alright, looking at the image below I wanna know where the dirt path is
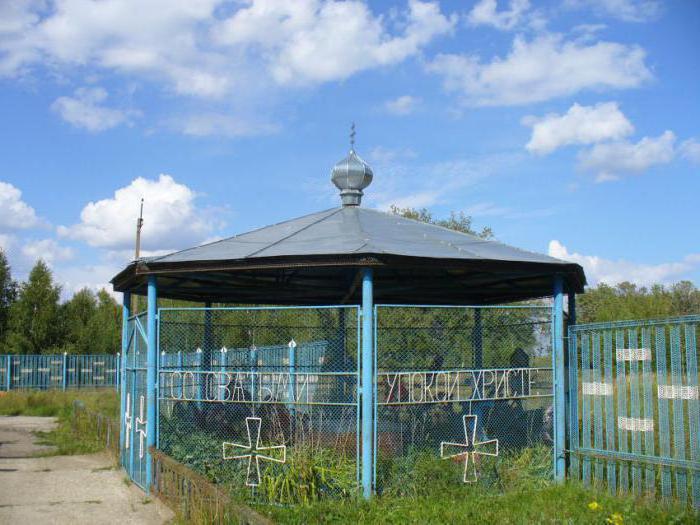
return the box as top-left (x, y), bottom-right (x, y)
top-left (0, 416), bottom-right (174, 525)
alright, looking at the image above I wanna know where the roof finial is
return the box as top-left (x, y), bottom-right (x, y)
top-left (350, 122), bottom-right (356, 151)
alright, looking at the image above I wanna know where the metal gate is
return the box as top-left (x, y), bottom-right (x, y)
top-left (121, 312), bottom-right (149, 488)
top-left (568, 315), bottom-right (700, 508)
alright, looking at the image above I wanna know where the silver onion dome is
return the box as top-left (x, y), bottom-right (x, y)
top-left (331, 125), bottom-right (373, 206)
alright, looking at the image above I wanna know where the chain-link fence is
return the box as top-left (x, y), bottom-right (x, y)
top-left (374, 305), bottom-right (554, 494)
top-left (141, 304), bottom-right (555, 503)
top-left (156, 306), bottom-right (360, 505)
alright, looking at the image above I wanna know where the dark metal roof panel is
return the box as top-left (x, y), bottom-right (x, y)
top-left (148, 206), bottom-right (570, 266)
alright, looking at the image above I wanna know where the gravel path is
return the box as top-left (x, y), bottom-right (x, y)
top-left (0, 415), bottom-right (174, 525)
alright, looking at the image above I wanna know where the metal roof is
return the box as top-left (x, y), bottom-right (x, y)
top-left (111, 206), bottom-right (585, 304)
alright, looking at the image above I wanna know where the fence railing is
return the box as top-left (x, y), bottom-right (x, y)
top-left (568, 315), bottom-right (700, 508)
top-left (72, 400), bottom-right (121, 457)
top-left (150, 447), bottom-right (272, 525)
top-left (0, 354), bottom-right (120, 391)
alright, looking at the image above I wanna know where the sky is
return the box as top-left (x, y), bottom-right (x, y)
top-left (0, 0), bottom-right (698, 300)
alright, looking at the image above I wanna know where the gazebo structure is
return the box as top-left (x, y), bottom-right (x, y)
top-left (113, 140), bottom-right (585, 500)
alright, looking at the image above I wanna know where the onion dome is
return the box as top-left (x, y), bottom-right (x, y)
top-left (330, 124), bottom-right (373, 206)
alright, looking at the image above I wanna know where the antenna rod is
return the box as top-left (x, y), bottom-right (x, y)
top-left (135, 198), bottom-right (144, 260)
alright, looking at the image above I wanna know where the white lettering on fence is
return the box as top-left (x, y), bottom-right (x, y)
top-left (616, 348), bottom-right (651, 361)
top-left (657, 385), bottom-right (699, 400)
top-left (618, 417), bottom-right (654, 432)
top-left (582, 382), bottom-right (613, 396)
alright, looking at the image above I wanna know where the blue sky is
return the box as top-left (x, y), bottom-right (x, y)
top-left (0, 0), bottom-right (698, 298)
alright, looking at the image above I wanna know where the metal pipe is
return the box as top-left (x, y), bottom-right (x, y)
top-left (119, 292), bottom-right (131, 465)
top-left (361, 268), bottom-right (374, 499)
top-left (553, 275), bottom-right (566, 481)
top-left (146, 277), bottom-right (158, 492)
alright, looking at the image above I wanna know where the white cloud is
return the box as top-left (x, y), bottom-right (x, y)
top-left (178, 113), bottom-right (279, 138)
top-left (566, 0), bottom-right (661, 23)
top-left (2, 1), bottom-right (455, 97)
top-left (0, 181), bottom-right (41, 230)
top-left (523, 102), bottom-right (634, 155)
top-left (549, 240), bottom-right (700, 287)
top-left (680, 139), bottom-right (700, 165)
top-left (51, 87), bottom-right (139, 132)
top-left (54, 263), bottom-right (122, 301)
top-left (467, 0), bottom-right (531, 31)
top-left (57, 174), bottom-right (222, 252)
top-left (369, 146), bottom-right (417, 165)
top-left (21, 238), bottom-right (74, 266)
top-left (427, 33), bottom-right (651, 106)
top-left (578, 130), bottom-right (676, 182)
top-left (385, 95), bottom-right (420, 116)
top-left (219, 0), bottom-right (456, 86)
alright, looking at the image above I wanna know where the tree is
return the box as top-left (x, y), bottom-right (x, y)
top-left (0, 249), bottom-right (17, 347)
top-left (5, 260), bottom-right (62, 354)
top-left (389, 205), bottom-right (493, 239)
top-left (86, 289), bottom-right (121, 354)
top-left (60, 288), bottom-right (97, 354)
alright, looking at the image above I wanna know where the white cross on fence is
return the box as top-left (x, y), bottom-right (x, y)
top-left (222, 417), bottom-right (286, 487)
top-left (134, 395), bottom-right (147, 459)
top-left (440, 414), bottom-right (499, 483)
top-left (124, 393), bottom-right (132, 450)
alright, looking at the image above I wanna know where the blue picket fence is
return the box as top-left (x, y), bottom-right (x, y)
top-left (568, 315), bottom-right (700, 508)
top-left (0, 354), bottom-right (120, 391)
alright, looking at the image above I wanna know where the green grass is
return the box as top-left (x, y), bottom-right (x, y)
top-left (0, 389), bottom-right (119, 455)
top-left (260, 483), bottom-right (697, 524)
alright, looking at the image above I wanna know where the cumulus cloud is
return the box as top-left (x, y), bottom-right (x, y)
top-left (57, 174), bottom-right (222, 252)
top-left (385, 95), bottom-right (420, 115)
top-left (467, 0), bottom-right (532, 31)
top-left (565, 0), bottom-right (661, 23)
top-left (523, 102), bottom-right (634, 155)
top-left (21, 238), bottom-right (74, 266)
top-left (219, 0), bottom-right (456, 85)
top-left (680, 139), bottom-right (700, 165)
top-left (1, 1), bottom-right (455, 96)
top-left (427, 33), bottom-right (651, 106)
top-left (51, 87), bottom-right (140, 132)
top-left (578, 130), bottom-right (676, 182)
top-left (0, 181), bottom-right (41, 230)
top-left (549, 240), bottom-right (700, 287)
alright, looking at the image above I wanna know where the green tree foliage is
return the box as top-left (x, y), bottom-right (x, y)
top-left (577, 281), bottom-right (700, 323)
top-left (5, 260), bottom-right (62, 354)
top-left (389, 205), bottom-right (494, 239)
top-left (0, 249), bottom-right (17, 345)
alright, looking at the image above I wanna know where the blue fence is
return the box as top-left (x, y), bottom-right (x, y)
top-left (0, 354), bottom-right (120, 391)
top-left (568, 315), bottom-right (700, 508)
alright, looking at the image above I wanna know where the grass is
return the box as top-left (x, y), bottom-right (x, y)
top-left (260, 483), bottom-right (697, 524)
top-left (0, 388), bottom-right (119, 455)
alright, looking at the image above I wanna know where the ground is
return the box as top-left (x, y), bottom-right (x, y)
top-left (0, 415), bottom-right (174, 525)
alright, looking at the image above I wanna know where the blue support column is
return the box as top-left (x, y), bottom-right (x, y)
top-left (119, 292), bottom-right (131, 463)
top-left (361, 268), bottom-right (374, 499)
top-left (146, 278), bottom-right (158, 492)
top-left (553, 275), bottom-right (566, 481)
top-left (6, 355), bottom-right (11, 391)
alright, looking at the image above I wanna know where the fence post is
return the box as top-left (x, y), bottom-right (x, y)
top-left (5, 356), bottom-right (10, 391)
top-left (553, 275), bottom-right (566, 481)
top-left (146, 277), bottom-right (158, 492)
top-left (361, 268), bottom-right (374, 499)
top-left (288, 339), bottom-right (296, 415)
top-left (219, 348), bottom-right (227, 401)
top-left (473, 308), bottom-right (482, 369)
top-left (119, 292), bottom-right (131, 464)
top-left (62, 352), bottom-right (68, 391)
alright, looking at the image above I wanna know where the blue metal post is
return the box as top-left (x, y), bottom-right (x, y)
top-left (5, 356), bottom-right (10, 391)
top-left (361, 268), bottom-right (374, 499)
top-left (553, 275), bottom-right (566, 481)
top-left (146, 277), bottom-right (158, 492)
top-left (62, 353), bottom-right (67, 391)
top-left (119, 292), bottom-right (131, 463)
top-left (288, 340), bottom-right (296, 413)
